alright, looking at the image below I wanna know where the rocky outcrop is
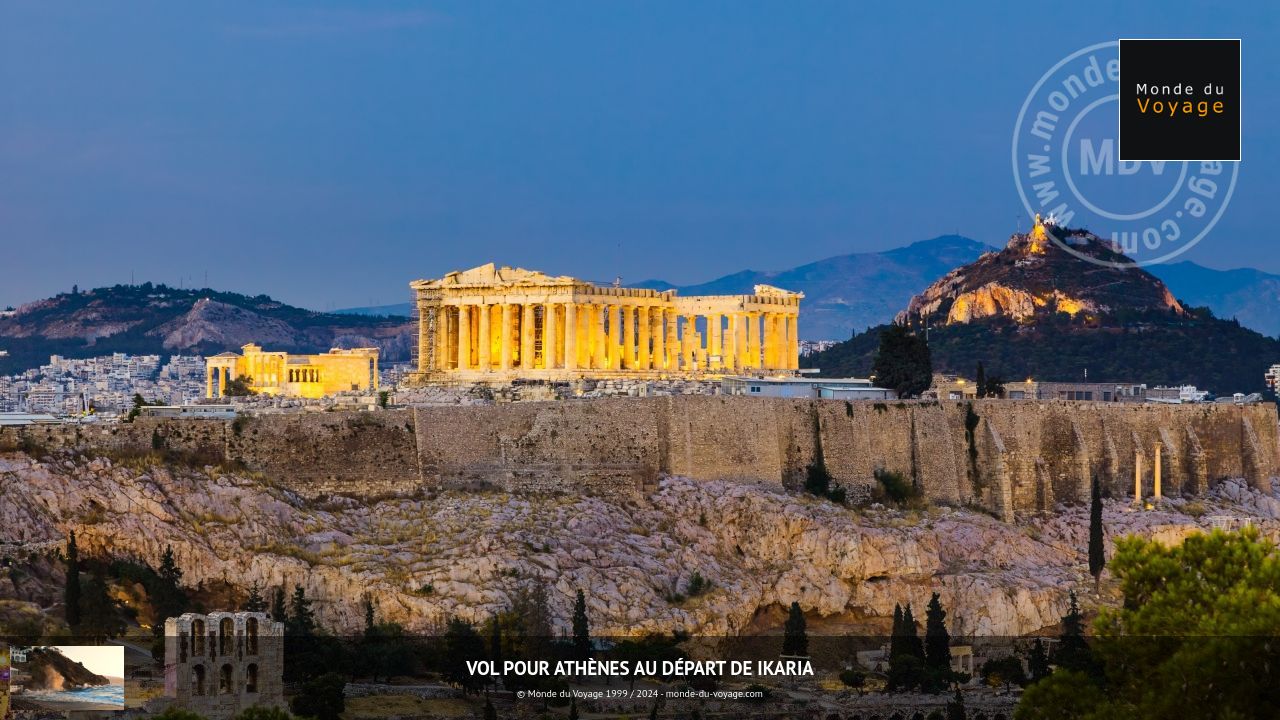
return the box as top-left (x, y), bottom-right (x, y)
top-left (3, 451), bottom-right (1277, 641)
top-left (24, 647), bottom-right (109, 690)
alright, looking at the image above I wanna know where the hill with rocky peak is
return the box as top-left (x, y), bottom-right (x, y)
top-left (897, 223), bottom-right (1183, 327)
top-left (808, 223), bottom-right (1280, 394)
top-left (0, 284), bottom-right (414, 374)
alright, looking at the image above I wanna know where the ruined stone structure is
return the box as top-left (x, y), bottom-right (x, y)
top-left (407, 263), bottom-right (803, 383)
top-left (205, 343), bottom-right (379, 399)
top-left (163, 611), bottom-right (284, 720)
top-left (7, 398), bottom-right (1278, 521)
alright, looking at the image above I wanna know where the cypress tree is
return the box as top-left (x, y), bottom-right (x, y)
top-left (902, 603), bottom-right (924, 660)
top-left (889, 603), bottom-right (904, 659)
top-left (1027, 639), bottom-right (1051, 683)
top-left (289, 585), bottom-right (316, 636)
top-left (363, 595), bottom-right (376, 635)
top-left (65, 530), bottom-right (81, 629)
top-left (571, 589), bottom-right (592, 661)
top-left (975, 362), bottom-right (987, 398)
top-left (923, 593), bottom-right (952, 692)
top-left (782, 601), bottom-right (808, 657)
top-left (1089, 477), bottom-right (1106, 591)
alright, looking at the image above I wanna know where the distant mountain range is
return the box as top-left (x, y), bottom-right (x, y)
top-left (0, 284), bottom-right (413, 375)
top-left (337, 237), bottom-right (1280, 341)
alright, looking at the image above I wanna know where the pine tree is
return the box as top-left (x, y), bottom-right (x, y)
top-left (289, 585), bottom-right (316, 636)
top-left (152, 544), bottom-right (187, 626)
top-left (923, 592), bottom-right (952, 692)
top-left (571, 589), bottom-right (592, 661)
top-left (243, 581), bottom-right (267, 613)
top-left (1027, 638), bottom-right (1051, 683)
top-left (65, 530), bottom-right (81, 629)
top-left (1088, 477), bottom-right (1106, 591)
top-left (271, 586), bottom-right (287, 621)
top-left (782, 601), bottom-right (808, 657)
top-left (1054, 591), bottom-right (1095, 676)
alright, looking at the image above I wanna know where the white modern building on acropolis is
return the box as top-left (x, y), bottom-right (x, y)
top-left (407, 263), bottom-right (802, 383)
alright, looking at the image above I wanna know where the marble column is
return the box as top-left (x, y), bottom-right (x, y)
top-left (732, 312), bottom-right (742, 368)
top-left (746, 312), bottom-right (760, 369)
top-left (499, 304), bottom-right (514, 370)
top-left (477, 304), bottom-right (492, 370)
top-left (543, 303), bottom-right (558, 369)
top-left (457, 304), bottom-right (472, 370)
top-left (666, 310), bottom-right (680, 370)
top-left (520, 304), bottom-right (536, 368)
top-left (762, 312), bottom-right (776, 369)
top-left (708, 314), bottom-right (722, 370)
top-left (651, 307), bottom-right (665, 370)
top-left (206, 367), bottom-right (214, 398)
top-left (622, 306), bottom-right (636, 369)
top-left (592, 304), bottom-right (608, 369)
top-left (607, 304), bottom-right (622, 370)
top-left (564, 303), bottom-right (579, 370)
top-left (417, 301), bottom-right (431, 372)
top-left (436, 308), bottom-right (451, 371)
top-left (637, 306), bottom-right (650, 370)
top-left (783, 312), bottom-right (793, 368)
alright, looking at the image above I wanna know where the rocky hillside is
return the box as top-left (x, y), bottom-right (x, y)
top-left (3, 451), bottom-right (1277, 641)
top-left (0, 284), bottom-right (414, 374)
top-left (897, 222), bottom-right (1183, 326)
top-left (24, 647), bottom-right (110, 690)
top-left (808, 222), bottom-right (1280, 394)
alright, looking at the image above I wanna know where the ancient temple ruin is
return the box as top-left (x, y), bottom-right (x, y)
top-left (163, 611), bottom-right (284, 719)
top-left (407, 263), bottom-right (803, 383)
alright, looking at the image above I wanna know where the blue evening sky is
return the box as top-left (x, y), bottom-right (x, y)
top-left (2, 1), bottom-right (1276, 310)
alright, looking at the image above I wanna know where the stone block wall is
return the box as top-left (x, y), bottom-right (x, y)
top-left (3, 397), bottom-right (1277, 519)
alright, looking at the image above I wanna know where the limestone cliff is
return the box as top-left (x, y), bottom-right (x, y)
top-left (897, 222), bottom-right (1183, 326)
top-left (3, 451), bottom-right (1277, 640)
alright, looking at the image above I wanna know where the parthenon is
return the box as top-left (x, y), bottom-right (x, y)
top-left (407, 263), bottom-right (802, 383)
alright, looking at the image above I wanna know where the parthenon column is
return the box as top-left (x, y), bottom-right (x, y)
top-left (651, 308), bottom-right (664, 370)
top-left (417, 301), bottom-right (431, 373)
top-left (786, 313), bottom-right (799, 369)
top-left (638, 306), bottom-right (651, 369)
top-left (543, 303), bottom-right (558, 369)
top-left (436, 307), bottom-right (452, 371)
top-left (762, 313), bottom-right (777, 369)
top-left (708, 313), bottom-right (722, 370)
top-left (499, 304), bottom-right (514, 370)
top-left (589, 304), bottom-right (605, 369)
top-left (622, 306), bottom-right (636, 369)
top-left (457, 305), bottom-right (471, 370)
top-left (607, 304), bottom-right (622, 370)
top-left (520, 304), bottom-right (536, 368)
top-left (746, 312), bottom-right (761, 369)
top-left (724, 313), bottom-right (739, 372)
top-left (477, 303), bottom-right (492, 370)
top-left (564, 303), bottom-right (579, 370)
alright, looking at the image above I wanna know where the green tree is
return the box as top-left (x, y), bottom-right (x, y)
top-left (781, 601), bottom-right (807, 657)
top-left (65, 530), bottom-right (81, 629)
top-left (224, 375), bottom-right (256, 396)
top-left (979, 655), bottom-right (1027, 691)
top-left (1026, 639), bottom-right (1051, 683)
top-left (871, 324), bottom-right (933, 398)
top-left (288, 585), bottom-right (316, 636)
top-left (243, 581), bottom-right (267, 613)
top-left (80, 568), bottom-right (124, 640)
top-left (151, 545), bottom-right (189, 631)
top-left (1052, 592), bottom-right (1094, 677)
top-left (444, 618), bottom-right (488, 695)
top-left (1018, 529), bottom-right (1280, 719)
top-left (290, 672), bottom-right (345, 720)
top-left (1088, 478), bottom-right (1105, 590)
top-left (888, 602), bottom-right (926, 692)
top-left (923, 592), bottom-right (952, 692)
top-left (571, 589), bottom-right (592, 662)
top-left (271, 585), bottom-right (287, 621)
